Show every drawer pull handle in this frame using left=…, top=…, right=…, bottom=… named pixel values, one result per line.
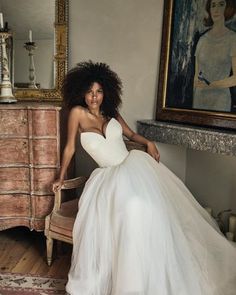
left=21, top=118, right=27, bottom=125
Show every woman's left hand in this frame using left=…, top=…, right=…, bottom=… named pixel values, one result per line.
left=147, top=141, right=160, bottom=162
left=195, top=79, right=219, bottom=89
left=194, top=80, right=211, bottom=89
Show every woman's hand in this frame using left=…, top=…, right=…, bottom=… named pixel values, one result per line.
left=52, top=179, right=64, bottom=193
left=147, top=141, right=160, bottom=162
left=195, top=79, right=220, bottom=89
left=194, top=79, right=210, bottom=89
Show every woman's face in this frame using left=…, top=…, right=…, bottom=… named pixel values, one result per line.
left=210, top=0, right=226, bottom=22
left=85, top=82, right=104, bottom=111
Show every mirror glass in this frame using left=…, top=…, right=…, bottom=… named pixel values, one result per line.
left=0, top=0, right=54, bottom=89
left=0, top=0, right=68, bottom=100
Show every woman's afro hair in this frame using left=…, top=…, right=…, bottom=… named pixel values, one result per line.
left=62, top=60, right=123, bottom=118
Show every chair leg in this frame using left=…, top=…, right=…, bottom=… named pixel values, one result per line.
left=46, top=237, right=54, bottom=266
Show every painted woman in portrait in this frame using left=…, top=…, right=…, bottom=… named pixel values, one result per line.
left=193, top=0, right=236, bottom=112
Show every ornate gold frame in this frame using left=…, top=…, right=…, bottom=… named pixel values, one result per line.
left=156, top=0, right=236, bottom=130
left=15, top=0, right=68, bottom=101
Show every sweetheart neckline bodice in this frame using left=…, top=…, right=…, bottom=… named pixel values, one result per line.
left=80, top=118, right=129, bottom=167
left=80, top=118, right=115, bottom=140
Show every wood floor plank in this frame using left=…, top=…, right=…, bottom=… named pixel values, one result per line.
left=12, top=245, right=43, bottom=273
left=0, top=240, right=30, bottom=272
left=47, top=255, right=71, bottom=278
left=29, top=255, right=51, bottom=275
left=0, top=227, right=72, bottom=278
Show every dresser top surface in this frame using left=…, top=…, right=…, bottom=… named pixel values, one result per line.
left=0, top=101, right=61, bottom=110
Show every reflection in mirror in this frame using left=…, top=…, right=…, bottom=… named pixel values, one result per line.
left=0, top=0, right=54, bottom=89
left=0, top=0, right=67, bottom=101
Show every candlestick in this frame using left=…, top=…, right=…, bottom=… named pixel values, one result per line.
left=24, top=42, right=37, bottom=89
left=0, top=13, right=3, bottom=29
left=0, top=31, right=16, bottom=102
left=29, top=30, right=32, bottom=42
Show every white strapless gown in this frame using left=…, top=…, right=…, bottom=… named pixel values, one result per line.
left=66, top=118, right=236, bottom=295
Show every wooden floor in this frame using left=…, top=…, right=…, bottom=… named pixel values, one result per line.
left=0, top=227, right=72, bottom=279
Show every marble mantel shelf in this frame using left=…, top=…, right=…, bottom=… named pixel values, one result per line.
left=137, top=120, right=236, bottom=157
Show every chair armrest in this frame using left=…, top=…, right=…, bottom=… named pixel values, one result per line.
left=53, top=176, right=88, bottom=211
left=124, top=139, right=147, bottom=152
left=61, top=176, right=88, bottom=190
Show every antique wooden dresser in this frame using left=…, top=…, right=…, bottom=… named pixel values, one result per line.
left=0, top=102, right=61, bottom=231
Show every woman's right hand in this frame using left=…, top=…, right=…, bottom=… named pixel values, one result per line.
left=52, top=179, right=64, bottom=193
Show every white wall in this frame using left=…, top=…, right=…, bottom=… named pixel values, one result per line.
left=186, top=150, right=236, bottom=218
left=70, top=0, right=236, bottom=218
left=69, top=0, right=163, bottom=129
left=70, top=0, right=186, bottom=180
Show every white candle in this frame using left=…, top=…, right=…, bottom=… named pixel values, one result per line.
left=29, top=30, right=32, bottom=42
left=229, top=215, right=236, bottom=234
left=0, top=13, right=3, bottom=29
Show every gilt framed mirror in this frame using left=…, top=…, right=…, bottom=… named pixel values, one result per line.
left=0, top=0, right=68, bottom=101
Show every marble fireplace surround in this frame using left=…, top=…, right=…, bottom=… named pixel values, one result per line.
left=137, top=120, right=236, bottom=157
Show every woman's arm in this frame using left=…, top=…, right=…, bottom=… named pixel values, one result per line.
left=195, top=57, right=236, bottom=89
left=52, top=108, right=81, bottom=192
left=194, top=59, right=212, bottom=88
left=210, top=56, right=236, bottom=88
left=117, top=114, right=160, bottom=162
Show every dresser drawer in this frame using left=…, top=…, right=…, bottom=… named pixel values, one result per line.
left=32, top=139, right=58, bottom=166
left=0, top=194, right=30, bottom=217
left=0, top=110, right=28, bottom=136
left=31, top=195, right=54, bottom=218
left=32, top=168, right=57, bottom=194
left=0, top=167, right=30, bottom=192
left=0, top=139, right=28, bottom=165
left=32, top=110, right=57, bottom=136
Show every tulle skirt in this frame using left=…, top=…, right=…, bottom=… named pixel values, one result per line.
left=66, top=150, right=236, bottom=295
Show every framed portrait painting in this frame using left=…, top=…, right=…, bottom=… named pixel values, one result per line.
left=156, top=0, right=236, bottom=130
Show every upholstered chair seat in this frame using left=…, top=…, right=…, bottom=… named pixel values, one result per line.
left=49, top=199, right=79, bottom=239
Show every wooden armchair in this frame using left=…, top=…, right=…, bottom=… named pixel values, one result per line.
left=44, top=176, right=87, bottom=266
left=44, top=141, right=146, bottom=266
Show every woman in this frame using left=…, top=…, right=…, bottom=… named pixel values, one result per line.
left=53, top=61, right=236, bottom=295
left=193, top=0, right=236, bottom=112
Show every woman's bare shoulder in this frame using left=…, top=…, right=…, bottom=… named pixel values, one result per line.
left=67, top=106, right=88, bottom=125
left=69, top=106, right=88, bottom=119
left=70, top=105, right=87, bottom=114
